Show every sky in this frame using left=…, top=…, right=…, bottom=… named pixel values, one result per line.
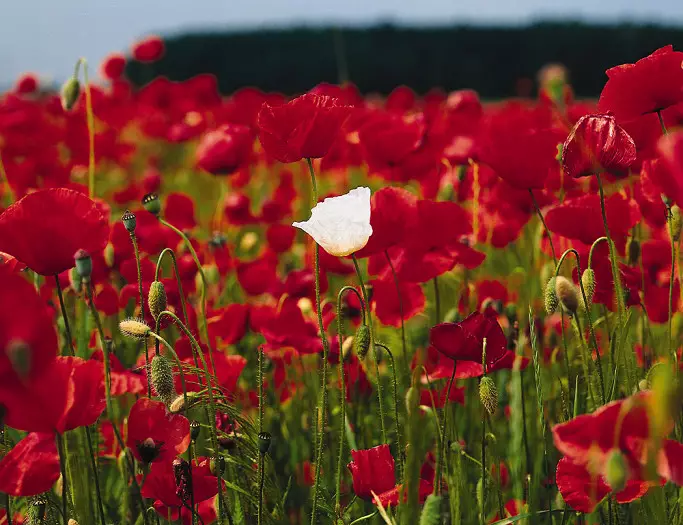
left=2, top=0, right=683, bottom=85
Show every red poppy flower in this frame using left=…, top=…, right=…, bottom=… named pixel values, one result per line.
left=0, top=431, right=60, bottom=496
left=132, top=35, right=166, bottom=63
left=90, top=350, right=146, bottom=396
left=0, top=267, right=57, bottom=388
left=354, top=186, right=419, bottom=259
left=15, top=73, right=38, bottom=95
left=0, top=188, right=109, bottom=276
left=266, top=223, right=297, bottom=253
left=562, top=114, right=636, bottom=179
left=358, top=112, right=425, bottom=173
left=236, top=255, right=278, bottom=296
left=598, top=46, right=683, bottom=122
left=419, top=382, right=465, bottom=408
left=556, top=456, right=651, bottom=513
left=257, top=93, right=351, bottom=163
left=208, top=303, right=249, bottom=346
left=100, top=53, right=126, bottom=81
left=259, top=298, right=323, bottom=355
left=635, top=160, right=670, bottom=227
left=347, top=445, right=396, bottom=500
left=126, top=398, right=190, bottom=464
left=196, top=124, right=254, bottom=175
left=656, top=131, right=683, bottom=208
left=370, top=278, right=425, bottom=327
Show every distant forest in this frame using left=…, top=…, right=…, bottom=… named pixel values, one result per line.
left=126, top=22, right=683, bottom=98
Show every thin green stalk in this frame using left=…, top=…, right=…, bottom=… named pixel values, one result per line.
left=159, top=218, right=217, bottom=376
left=56, top=433, right=69, bottom=525
left=667, top=207, right=677, bottom=367
left=55, top=275, right=75, bottom=356
left=375, top=342, right=402, bottom=481
left=433, top=276, right=441, bottom=324
left=481, top=413, right=487, bottom=525
left=0, top=150, right=15, bottom=204
left=385, top=250, right=409, bottom=386
left=529, top=189, right=557, bottom=262
left=74, top=58, right=96, bottom=199
left=85, top=427, right=107, bottom=525
left=434, top=362, right=456, bottom=495
left=85, top=283, right=113, bottom=413
left=305, top=158, right=333, bottom=525
left=258, top=347, right=265, bottom=525
left=258, top=453, right=266, bottom=525
left=129, top=232, right=150, bottom=397
left=352, top=255, right=387, bottom=444
left=155, top=247, right=190, bottom=325
left=335, top=286, right=366, bottom=511
left=2, top=424, right=10, bottom=525
left=658, top=109, right=668, bottom=136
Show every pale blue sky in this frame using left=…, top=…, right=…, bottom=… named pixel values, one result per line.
left=1, top=0, right=683, bottom=85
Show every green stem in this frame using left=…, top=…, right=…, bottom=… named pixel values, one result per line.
left=159, top=218, right=217, bottom=376
left=335, top=286, right=365, bottom=511
left=129, top=232, right=150, bottom=397
left=375, top=342, right=402, bottom=481
left=85, top=427, right=107, bottom=525
left=481, top=414, right=487, bottom=525
left=155, top=248, right=190, bottom=325
left=667, top=207, right=677, bottom=368
left=352, top=255, right=387, bottom=444
left=258, top=347, right=265, bottom=525
left=435, top=361, right=456, bottom=495
left=0, top=150, right=15, bottom=204
left=56, top=433, right=69, bottom=525
left=305, top=159, right=333, bottom=525
left=258, top=454, right=266, bottom=525
left=385, top=250, right=409, bottom=386
left=85, top=283, right=113, bottom=414
left=74, top=58, right=96, bottom=198
left=55, top=275, right=75, bottom=357
left=433, top=276, right=441, bottom=324
left=529, top=189, right=557, bottom=262
left=658, top=109, right=668, bottom=136
left=588, top=237, right=608, bottom=270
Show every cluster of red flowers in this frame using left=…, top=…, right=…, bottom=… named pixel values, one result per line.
left=0, top=38, right=682, bottom=524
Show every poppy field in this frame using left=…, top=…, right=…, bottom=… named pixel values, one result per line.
left=1, top=37, right=683, bottom=525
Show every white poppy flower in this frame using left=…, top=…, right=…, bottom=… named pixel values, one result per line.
left=293, top=187, right=373, bottom=257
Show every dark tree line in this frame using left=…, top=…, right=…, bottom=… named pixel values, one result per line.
left=126, top=22, right=683, bottom=97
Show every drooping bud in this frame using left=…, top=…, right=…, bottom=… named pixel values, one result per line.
left=5, top=339, right=31, bottom=379
left=151, top=354, right=176, bottom=405
left=581, top=269, right=596, bottom=310
left=60, top=77, right=81, bottom=111
left=419, top=494, right=443, bottom=525
left=74, top=249, right=92, bottom=280
left=103, top=242, right=115, bottom=268
left=341, top=336, right=354, bottom=362
left=604, top=449, right=628, bottom=492
left=190, top=420, right=201, bottom=442
left=122, top=210, right=137, bottom=233
left=119, top=318, right=150, bottom=340
left=544, top=277, right=559, bottom=315
left=555, top=276, right=579, bottom=316
left=353, top=324, right=371, bottom=359
left=142, top=193, right=161, bottom=217
left=479, top=376, right=498, bottom=415
left=671, top=205, right=682, bottom=242
left=258, top=431, right=272, bottom=455
left=627, top=239, right=641, bottom=265
left=148, top=281, right=167, bottom=321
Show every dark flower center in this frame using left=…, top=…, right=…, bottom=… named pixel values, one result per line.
left=136, top=437, right=162, bottom=464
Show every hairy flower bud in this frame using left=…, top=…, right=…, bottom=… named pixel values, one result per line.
left=121, top=210, right=137, bottom=233
left=169, top=391, right=200, bottom=414
left=555, top=276, right=579, bottom=316
left=74, top=249, right=92, bottom=280
left=151, top=354, right=176, bottom=405
left=604, top=449, right=628, bottom=492
left=148, top=281, right=167, bottom=321
left=353, top=324, right=371, bottom=359
left=544, top=277, right=559, bottom=315
left=479, top=376, right=498, bottom=415
left=581, top=269, right=596, bottom=310
left=142, top=193, right=161, bottom=217
left=671, top=205, right=682, bottom=242
left=258, top=431, right=272, bottom=455
left=119, top=318, right=150, bottom=339
left=60, top=77, right=80, bottom=111
left=341, top=336, right=354, bottom=362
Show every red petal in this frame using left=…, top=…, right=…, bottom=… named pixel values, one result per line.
left=0, top=432, right=59, bottom=496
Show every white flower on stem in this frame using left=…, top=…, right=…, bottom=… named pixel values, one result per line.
left=293, top=187, right=373, bottom=256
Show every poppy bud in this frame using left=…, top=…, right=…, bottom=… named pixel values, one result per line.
left=671, top=205, right=682, bottom=242
left=151, top=354, right=176, bottom=405
left=148, top=281, right=167, bottom=321
left=443, top=307, right=459, bottom=323
left=581, top=269, right=596, bottom=310
left=142, top=193, right=161, bottom=217
left=5, top=339, right=31, bottom=379
left=122, top=210, right=137, bottom=233
left=60, top=77, right=80, bottom=111
left=419, top=494, right=442, bottom=525
left=627, top=239, right=641, bottom=265
left=479, top=376, right=498, bottom=415
left=544, top=277, right=559, bottom=315
left=604, top=449, right=628, bottom=492
left=74, top=249, right=92, bottom=280
left=169, top=391, right=200, bottom=414
left=353, top=324, right=371, bottom=359
left=341, top=336, right=354, bottom=362
left=258, top=431, right=272, bottom=455
left=104, top=242, right=115, bottom=268
left=190, top=420, right=201, bottom=442
left=405, top=386, right=419, bottom=416
left=119, top=318, right=150, bottom=340
left=555, top=276, right=579, bottom=316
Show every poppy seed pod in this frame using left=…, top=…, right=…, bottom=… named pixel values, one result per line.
left=119, top=318, right=150, bottom=340
left=671, top=205, right=682, bottom=242
left=258, top=431, right=272, bottom=455
left=5, top=339, right=31, bottom=379
left=122, top=210, right=137, bottom=233
left=150, top=354, right=176, bottom=406
left=60, top=77, right=80, bottom=111
left=581, top=269, right=596, bottom=310
left=28, top=496, right=48, bottom=523
left=190, top=420, right=201, bottom=442
left=544, top=277, right=559, bottom=315
left=353, top=324, right=371, bottom=359
left=148, top=281, right=167, bottom=321
left=555, top=276, right=580, bottom=316
left=604, top=449, right=628, bottom=492
left=627, top=239, right=641, bottom=265
left=142, top=193, right=161, bottom=217
left=210, top=454, right=226, bottom=476
left=479, top=376, right=498, bottom=415
left=419, top=494, right=443, bottom=525
left=74, top=249, right=92, bottom=280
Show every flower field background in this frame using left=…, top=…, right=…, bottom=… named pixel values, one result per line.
left=0, top=37, right=682, bottom=525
